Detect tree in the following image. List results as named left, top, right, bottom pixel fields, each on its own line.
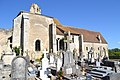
left=109, top=48, right=120, bottom=59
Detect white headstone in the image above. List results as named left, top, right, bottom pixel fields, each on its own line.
left=91, top=57, right=95, bottom=63
left=50, top=54, right=54, bottom=64
left=57, top=58, right=62, bottom=71
left=96, top=61, right=100, bottom=67
left=49, top=54, right=56, bottom=67
left=42, top=49, right=49, bottom=71
left=76, top=64, right=79, bottom=69
left=66, top=68, right=72, bottom=74
left=40, top=70, right=50, bottom=80
left=2, top=51, right=16, bottom=65
left=40, top=49, right=50, bottom=80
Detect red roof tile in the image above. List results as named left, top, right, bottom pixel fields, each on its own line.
left=53, top=18, right=107, bottom=44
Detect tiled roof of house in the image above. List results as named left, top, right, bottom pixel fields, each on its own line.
left=53, top=18, right=107, bottom=44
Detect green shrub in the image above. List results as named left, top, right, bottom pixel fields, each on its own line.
left=109, top=56, right=120, bottom=59
left=35, top=59, right=40, bottom=62
left=13, top=47, right=20, bottom=56
left=57, top=69, right=64, bottom=78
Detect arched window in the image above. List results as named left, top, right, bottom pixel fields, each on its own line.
left=35, top=40, right=41, bottom=51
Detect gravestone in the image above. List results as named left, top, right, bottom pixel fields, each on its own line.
left=40, top=49, right=50, bottom=80
left=49, top=50, right=55, bottom=67
left=11, top=56, right=28, bottom=80
left=88, top=48, right=95, bottom=63
left=73, top=48, right=78, bottom=62
left=0, top=60, right=3, bottom=80
left=57, top=57, right=62, bottom=71
left=0, top=60, right=3, bottom=70
left=41, top=49, right=49, bottom=71
left=59, top=51, right=64, bottom=67
left=65, top=65, right=73, bottom=75
left=63, top=31, right=75, bottom=75
left=96, top=60, right=100, bottom=67
left=25, top=51, right=30, bottom=66
left=73, top=48, right=79, bottom=74
left=2, top=51, right=16, bottom=65
left=109, top=73, right=120, bottom=80
left=103, top=73, right=120, bottom=80
left=63, top=51, right=74, bottom=66
left=50, top=54, right=54, bottom=64
left=114, top=61, right=120, bottom=73
left=63, top=51, right=75, bottom=75
left=91, top=57, right=95, bottom=63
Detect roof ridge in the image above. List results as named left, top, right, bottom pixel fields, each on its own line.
left=65, top=26, right=99, bottom=33
left=16, top=11, right=54, bottom=19
left=52, top=16, right=100, bottom=34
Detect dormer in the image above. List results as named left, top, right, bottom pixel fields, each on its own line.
left=97, top=35, right=102, bottom=43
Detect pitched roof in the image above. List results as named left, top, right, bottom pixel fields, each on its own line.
left=53, top=18, right=107, bottom=44
left=56, top=27, right=64, bottom=35
left=53, top=18, right=79, bottom=35
left=67, top=27, right=107, bottom=44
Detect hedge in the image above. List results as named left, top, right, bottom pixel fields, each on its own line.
left=109, top=56, right=120, bottom=59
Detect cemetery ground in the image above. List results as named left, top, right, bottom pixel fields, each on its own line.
left=1, top=48, right=120, bottom=80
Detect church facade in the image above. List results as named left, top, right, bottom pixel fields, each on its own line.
left=11, top=4, right=108, bottom=60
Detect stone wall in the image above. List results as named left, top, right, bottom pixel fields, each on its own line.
left=12, top=12, right=57, bottom=59
left=12, top=14, right=22, bottom=48
left=0, top=29, right=12, bottom=58
left=83, top=42, right=108, bottom=59
left=28, top=13, right=55, bottom=59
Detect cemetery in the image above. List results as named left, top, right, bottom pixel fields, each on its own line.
left=0, top=3, right=120, bottom=80
left=0, top=33, right=120, bottom=80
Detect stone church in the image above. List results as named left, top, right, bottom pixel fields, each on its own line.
left=1, top=4, right=108, bottom=60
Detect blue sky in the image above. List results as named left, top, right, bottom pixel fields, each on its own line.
left=0, top=0, right=120, bottom=49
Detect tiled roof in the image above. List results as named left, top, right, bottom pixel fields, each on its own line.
left=53, top=18, right=107, bottom=44
left=53, top=18, right=79, bottom=35
left=57, top=25, right=80, bottom=35
left=56, top=27, right=64, bottom=35
left=53, top=18, right=62, bottom=26
left=67, top=27, right=107, bottom=44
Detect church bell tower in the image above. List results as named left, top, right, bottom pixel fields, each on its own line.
left=30, top=3, right=41, bottom=14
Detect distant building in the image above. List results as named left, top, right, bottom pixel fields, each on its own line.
left=2, top=4, right=108, bottom=60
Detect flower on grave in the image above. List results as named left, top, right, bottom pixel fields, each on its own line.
left=57, top=68, right=64, bottom=78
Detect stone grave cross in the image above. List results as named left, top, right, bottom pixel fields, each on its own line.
left=66, top=31, right=72, bottom=63
left=67, top=31, right=71, bottom=51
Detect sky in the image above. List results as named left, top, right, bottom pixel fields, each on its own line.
left=0, top=0, right=120, bottom=49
